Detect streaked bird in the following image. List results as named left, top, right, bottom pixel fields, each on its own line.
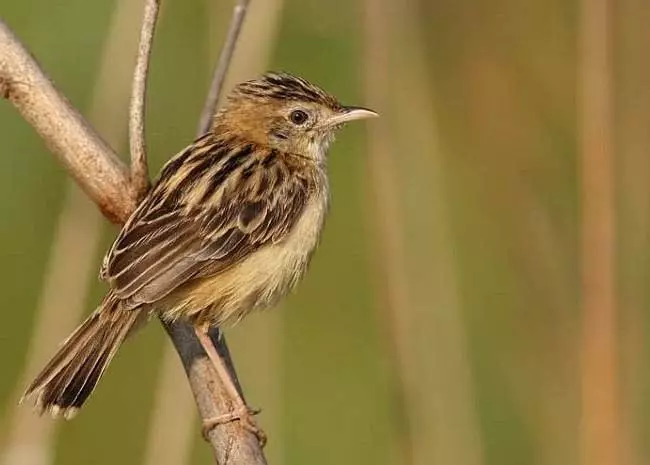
left=22, top=72, right=377, bottom=440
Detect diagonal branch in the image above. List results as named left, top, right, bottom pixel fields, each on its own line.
left=197, top=0, right=251, bottom=134
left=0, top=6, right=264, bottom=463
left=129, top=0, right=160, bottom=200
left=0, top=21, right=134, bottom=224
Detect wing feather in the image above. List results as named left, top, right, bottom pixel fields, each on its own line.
left=101, top=139, right=314, bottom=308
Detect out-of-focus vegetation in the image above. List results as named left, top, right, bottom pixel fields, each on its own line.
left=1, top=1, right=648, bottom=465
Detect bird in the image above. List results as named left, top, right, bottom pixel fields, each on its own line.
left=21, top=71, right=377, bottom=440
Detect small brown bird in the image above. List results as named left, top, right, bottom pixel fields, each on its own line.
left=22, top=72, right=376, bottom=436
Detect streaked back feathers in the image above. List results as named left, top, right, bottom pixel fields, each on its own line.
left=100, top=133, right=325, bottom=315
left=23, top=71, right=374, bottom=419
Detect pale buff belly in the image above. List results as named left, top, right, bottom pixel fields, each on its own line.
left=161, top=196, right=328, bottom=326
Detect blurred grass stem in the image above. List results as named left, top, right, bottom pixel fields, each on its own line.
left=197, top=0, right=250, bottom=134
left=361, top=1, right=413, bottom=464
left=578, top=0, right=624, bottom=463
left=363, top=1, right=483, bottom=464
left=1, top=190, right=102, bottom=465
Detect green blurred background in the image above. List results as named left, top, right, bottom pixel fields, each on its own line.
left=1, top=0, right=647, bottom=464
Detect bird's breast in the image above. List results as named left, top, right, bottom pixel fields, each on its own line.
left=167, top=191, right=329, bottom=325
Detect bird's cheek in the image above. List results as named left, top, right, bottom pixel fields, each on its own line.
left=269, top=131, right=290, bottom=150
left=270, top=130, right=289, bottom=142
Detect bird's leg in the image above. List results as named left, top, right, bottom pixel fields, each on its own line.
left=193, top=324, right=266, bottom=446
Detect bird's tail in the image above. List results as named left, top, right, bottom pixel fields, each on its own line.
left=21, top=293, right=141, bottom=418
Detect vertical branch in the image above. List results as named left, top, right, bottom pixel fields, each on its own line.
left=129, top=0, right=160, bottom=199
left=163, top=323, right=267, bottom=465
left=197, top=0, right=250, bottom=134
left=578, top=0, right=622, bottom=464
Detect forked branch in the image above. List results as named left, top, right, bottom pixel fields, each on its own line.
left=0, top=2, right=264, bottom=463
left=0, top=22, right=134, bottom=224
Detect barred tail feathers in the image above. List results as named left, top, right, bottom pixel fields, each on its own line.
left=21, top=294, right=141, bottom=418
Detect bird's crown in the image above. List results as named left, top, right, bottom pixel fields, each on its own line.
left=231, top=72, right=342, bottom=111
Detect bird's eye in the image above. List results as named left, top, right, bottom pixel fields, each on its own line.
left=289, top=110, right=309, bottom=125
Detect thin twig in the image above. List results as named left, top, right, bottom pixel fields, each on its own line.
left=197, top=0, right=251, bottom=134
left=0, top=15, right=265, bottom=465
left=129, top=0, right=159, bottom=200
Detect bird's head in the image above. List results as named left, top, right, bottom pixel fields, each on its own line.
left=213, top=72, right=377, bottom=162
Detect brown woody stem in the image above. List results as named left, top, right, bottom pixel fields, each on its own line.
left=129, top=0, right=159, bottom=200
left=0, top=7, right=265, bottom=464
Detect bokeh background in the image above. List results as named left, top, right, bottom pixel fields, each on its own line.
left=0, top=0, right=647, bottom=464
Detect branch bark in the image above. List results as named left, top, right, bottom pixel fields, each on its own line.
left=0, top=9, right=265, bottom=465
left=129, top=0, right=159, bottom=200
left=0, top=22, right=134, bottom=224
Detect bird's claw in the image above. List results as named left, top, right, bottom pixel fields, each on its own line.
left=202, top=406, right=266, bottom=447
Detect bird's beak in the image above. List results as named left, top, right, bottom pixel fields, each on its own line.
left=325, top=106, right=379, bottom=127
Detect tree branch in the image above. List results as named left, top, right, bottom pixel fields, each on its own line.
left=0, top=21, right=135, bottom=224
left=163, top=323, right=267, bottom=465
left=0, top=7, right=265, bottom=464
left=129, top=0, right=159, bottom=200
left=197, top=0, right=250, bottom=134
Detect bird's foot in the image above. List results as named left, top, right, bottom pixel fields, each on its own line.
left=202, top=406, right=266, bottom=447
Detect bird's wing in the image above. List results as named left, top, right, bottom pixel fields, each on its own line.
left=100, top=140, right=313, bottom=308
